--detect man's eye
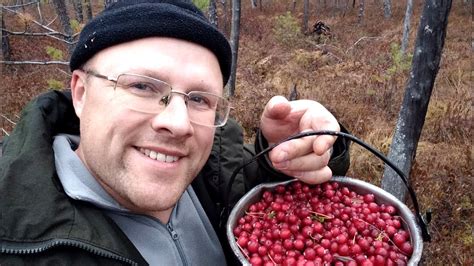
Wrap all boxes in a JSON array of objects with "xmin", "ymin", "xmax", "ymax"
[
  {"xmin": 189, "ymin": 95, "xmax": 210, "ymax": 105},
  {"xmin": 130, "ymin": 82, "xmax": 154, "ymax": 91}
]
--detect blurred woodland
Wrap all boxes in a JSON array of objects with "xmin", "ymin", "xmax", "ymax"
[{"xmin": 0, "ymin": 0, "xmax": 472, "ymax": 265}]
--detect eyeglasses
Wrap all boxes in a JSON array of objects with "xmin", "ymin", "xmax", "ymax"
[{"xmin": 83, "ymin": 70, "xmax": 231, "ymax": 127}]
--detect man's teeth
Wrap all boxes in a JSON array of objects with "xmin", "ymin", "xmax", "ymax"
[{"xmin": 140, "ymin": 148, "xmax": 178, "ymax": 162}]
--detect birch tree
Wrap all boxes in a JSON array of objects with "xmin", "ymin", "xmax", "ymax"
[
  {"xmin": 250, "ymin": 0, "xmax": 257, "ymax": 9},
  {"xmin": 383, "ymin": 0, "xmax": 392, "ymax": 18},
  {"xmin": 72, "ymin": 0, "xmax": 83, "ymax": 23},
  {"xmin": 381, "ymin": 0, "xmax": 453, "ymax": 201},
  {"xmin": 401, "ymin": 0, "xmax": 414, "ymax": 55},
  {"xmin": 84, "ymin": 0, "xmax": 93, "ymax": 21},
  {"xmin": 221, "ymin": 0, "xmax": 229, "ymax": 34},
  {"xmin": 228, "ymin": 0, "xmax": 241, "ymax": 96},
  {"xmin": 52, "ymin": 0, "xmax": 73, "ymax": 53},
  {"xmin": 209, "ymin": 0, "xmax": 218, "ymax": 27},
  {"xmin": 303, "ymin": 0, "xmax": 309, "ymax": 33},
  {"xmin": 358, "ymin": 0, "xmax": 365, "ymax": 24},
  {"xmin": 1, "ymin": 5, "xmax": 11, "ymax": 61}
]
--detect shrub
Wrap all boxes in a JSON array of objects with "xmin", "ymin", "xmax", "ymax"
[
  {"xmin": 45, "ymin": 46, "xmax": 63, "ymax": 61},
  {"xmin": 386, "ymin": 42, "xmax": 413, "ymax": 77},
  {"xmin": 47, "ymin": 79, "xmax": 64, "ymax": 90},
  {"xmin": 192, "ymin": 0, "xmax": 209, "ymax": 11},
  {"xmin": 273, "ymin": 12, "xmax": 302, "ymax": 47}
]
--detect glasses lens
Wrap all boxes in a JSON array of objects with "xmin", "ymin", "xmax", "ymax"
[
  {"xmin": 114, "ymin": 74, "xmax": 170, "ymax": 113},
  {"xmin": 186, "ymin": 92, "xmax": 230, "ymax": 127},
  {"xmin": 113, "ymin": 74, "xmax": 230, "ymax": 127}
]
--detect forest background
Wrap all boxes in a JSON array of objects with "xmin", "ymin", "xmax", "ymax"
[{"xmin": 0, "ymin": 0, "xmax": 472, "ymax": 265}]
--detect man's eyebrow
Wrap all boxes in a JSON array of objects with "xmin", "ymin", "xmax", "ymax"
[
  {"xmin": 119, "ymin": 68, "xmax": 221, "ymax": 93},
  {"xmin": 122, "ymin": 68, "xmax": 168, "ymax": 80}
]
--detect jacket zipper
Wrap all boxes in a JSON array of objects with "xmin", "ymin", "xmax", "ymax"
[
  {"xmin": 1, "ymin": 238, "xmax": 138, "ymax": 265},
  {"xmin": 167, "ymin": 223, "xmax": 189, "ymax": 266}
]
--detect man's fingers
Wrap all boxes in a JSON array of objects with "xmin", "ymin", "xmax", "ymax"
[
  {"xmin": 262, "ymin": 96, "xmax": 291, "ymax": 120},
  {"xmin": 269, "ymin": 136, "xmax": 316, "ymax": 163},
  {"xmin": 283, "ymin": 166, "xmax": 333, "ymax": 185},
  {"xmin": 313, "ymin": 135, "xmax": 338, "ymax": 155},
  {"xmin": 272, "ymin": 151, "xmax": 330, "ymax": 172},
  {"xmin": 269, "ymin": 133, "xmax": 336, "ymax": 162}
]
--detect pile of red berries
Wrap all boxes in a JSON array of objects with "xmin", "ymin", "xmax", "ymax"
[{"xmin": 232, "ymin": 181, "xmax": 414, "ymax": 266}]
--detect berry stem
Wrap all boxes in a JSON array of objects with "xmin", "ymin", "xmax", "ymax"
[
  {"xmin": 235, "ymin": 240, "xmax": 250, "ymax": 260},
  {"xmin": 310, "ymin": 211, "xmax": 335, "ymax": 220},
  {"xmin": 354, "ymin": 217, "xmax": 409, "ymax": 256}
]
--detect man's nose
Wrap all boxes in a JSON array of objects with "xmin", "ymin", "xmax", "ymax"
[{"xmin": 150, "ymin": 95, "xmax": 193, "ymax": 136}]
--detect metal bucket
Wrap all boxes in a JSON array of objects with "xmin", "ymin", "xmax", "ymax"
[
  {"xmin": 226, "ymin": 177, "xmax": 423, "ymax": 265},
  {"xmin": 223, "ymin": 130, "xmax": 429, "ymax": 265}
]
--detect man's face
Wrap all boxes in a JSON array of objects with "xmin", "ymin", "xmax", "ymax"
[{"xmin": 71, "ymin": 37, "xmax": 223, "ymax": 219}]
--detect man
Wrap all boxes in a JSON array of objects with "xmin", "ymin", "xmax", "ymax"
[{"xmin": 0, "ymin": 1, "xmax": 350, "ymax": 265}]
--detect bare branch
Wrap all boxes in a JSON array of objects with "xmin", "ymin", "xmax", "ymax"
[
  {"xmin": 0, "ymin": 60, "xmax": 69, "ymax": 66},
  {"xmin": 2, "ymin": 6, "xmax": 70, "ymax": 38},
  {"xmin": 3, "ymin": 28, "xmax": 70, "ymax": 37},
  {"xmin": 345, "ymin": 36, "xmax": 384, "ymax": 54},
  {"xmin": 36, "ymin": 1, "xmax": 43, "ymax": 23},
  {"xmin": 2, "ymin": 1, "xmax": 38, "ymax": 9},
  {"xmin": 1, "ymin": 128, "xmax": 10, "ymax": 137},
  {"xmin": 0, "ymin": 114, "xmax": 17, "ymax": 125},
  {"xmin": 1, "ymin": 28, "xmax": 77, "ymax": 44},
  {"xmin": 56, "ymin": 67, "xmax": 72, "ymax": 77},
  {"xmin": 45, "ymin": 15, "xmax": 57, "ymax": 27}
]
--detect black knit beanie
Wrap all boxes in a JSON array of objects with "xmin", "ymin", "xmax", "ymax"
[{"xmin": 69, "ymin": 0, "xmax": 232, "ymax": 85}]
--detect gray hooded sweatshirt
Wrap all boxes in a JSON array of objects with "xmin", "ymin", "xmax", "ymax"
[{"xmin": 53, "ymin": 134, "xmax": 226, "ymax": 266}]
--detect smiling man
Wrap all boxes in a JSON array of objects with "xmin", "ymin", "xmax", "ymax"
[{"xmin": 0, "ymin": 0, "xmax": 350, "ymax": 265}]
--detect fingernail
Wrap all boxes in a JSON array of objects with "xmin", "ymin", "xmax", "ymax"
[
  {"xmin": 273, "ymin": 160, "xmax": 289, "ymax": 170},
  {"xmin": 291, "ymin": 171, "xmax": 303, "ymax": 178},
  {"xmin": 275, "ymin": 150, "xmax": 288, "ymax": 162}
]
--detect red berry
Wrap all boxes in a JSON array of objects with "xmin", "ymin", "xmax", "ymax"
[
  {"xmin": 304, "ymin": 247, "xmax": 317, "ymax": 260},
  {"xmin": 233, "ymin": 181, "xmax": 412, "ymax": 265},
  {"xmin": 400, "ymin": 241, "xmax": 414, "ymax": 256}
]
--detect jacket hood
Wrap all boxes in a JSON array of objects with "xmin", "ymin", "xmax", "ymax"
[{"xmin": 0, "ymin": 90, "xmax": 146, "ymax": 264}]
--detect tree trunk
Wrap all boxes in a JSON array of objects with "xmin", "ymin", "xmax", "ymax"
[
  {"xmin": 227, "ymin": 0, "xmax": 241, "ymax": 96},
  {"xmin": 52, "ymin": 0, "xmax": 73, "ymax": 54},
  {"xmin": 303, "ymin": 0, "xmax": 309, "ymax": 33},
  {"xmin": 250, "ymin": 0, "xmax": 257, "ymax": 9},
  {"xmin": 381, "ymin": 0, "xmax": 453, "ymax": 201},
  {"xmin": 401, "ymin": 0, "xmax": 414, "ymax": 55},
  {"xmin": 209, "ymin": 0, "xmax": 218, "ymax": 27},
  {"xmin": 84, "ymin": 0, "xmax": 93, "ymax": 21},
  {"xmin": 72, "ymin": 0, "xmax": 83, "ymax": 23},
  {"xmin": 358, "ymin": 0, "xmax": 365, "ymax": 24},
  {"xmin": 1, "ymin": 5, "xmax": 12, "ymax": 61},
  {"xmin": 383, "ymin": 0, "xmax": 392, "ymax": 18},
  {"xmin": 221, "ymin": 0, "xmax": 229, "ymax": 35}
]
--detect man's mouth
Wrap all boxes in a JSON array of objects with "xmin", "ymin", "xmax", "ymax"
[{"xmin": 139, "ymin": 148, "xmax": 179, "ymax": 163}]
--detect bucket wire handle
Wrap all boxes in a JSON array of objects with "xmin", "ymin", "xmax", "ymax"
[{"xmin": 224, "ymin": 130, "xmax": 431, "ymax": 242}]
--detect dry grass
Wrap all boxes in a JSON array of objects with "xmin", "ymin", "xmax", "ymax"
[{"xmin": 1, "ymin": 1, "xmax": 472, "ymax": 265}]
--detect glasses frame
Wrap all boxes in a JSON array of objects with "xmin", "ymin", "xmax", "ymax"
[{"xmin": 82, "ymin": 69, "xmax": 231, "ymax": 127}]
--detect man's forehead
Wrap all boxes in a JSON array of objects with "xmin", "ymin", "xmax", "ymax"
[
  {"xmin": 88, "ymin": 37, "xmax": 216, "ymax": 63},
  {"xmin": 84, "ymin": 39, "xmax": 224, "ymax": 92},
  {"xmin": 69, "ymin": 0, "xmax": 232, "ymax": 85}
]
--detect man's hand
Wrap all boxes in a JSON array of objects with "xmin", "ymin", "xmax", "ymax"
[{"xmin": 260, "ymin": 96, "xmax": 340, "ymax": 184}]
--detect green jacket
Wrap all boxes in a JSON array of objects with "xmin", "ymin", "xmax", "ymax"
[{"xmin": 0, "ymin": 90, "xmax": 350, "ymax": 265}]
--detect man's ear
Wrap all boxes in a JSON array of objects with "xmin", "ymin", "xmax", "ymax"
[{"xmin": 70, "ymin": 70, "xmax": 87, "ymax": 118}]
